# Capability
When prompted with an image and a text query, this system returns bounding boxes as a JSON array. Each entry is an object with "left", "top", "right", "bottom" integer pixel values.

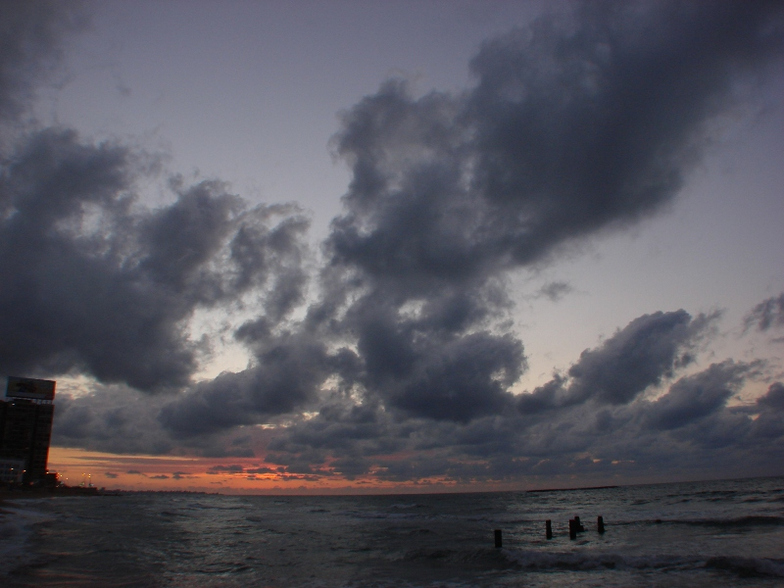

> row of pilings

[{"left": 494, "top": 515, "right": 605, "bottom": 547}]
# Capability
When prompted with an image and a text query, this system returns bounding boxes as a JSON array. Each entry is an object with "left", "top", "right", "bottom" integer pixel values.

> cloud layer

[{"left": 2, "top": 0, "right": 783, "bottom": 486}]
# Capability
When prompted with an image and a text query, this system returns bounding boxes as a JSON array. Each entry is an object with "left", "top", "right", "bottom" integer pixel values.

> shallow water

[{"left": 2, "top": 476, "right": 783, "bottom": 587}]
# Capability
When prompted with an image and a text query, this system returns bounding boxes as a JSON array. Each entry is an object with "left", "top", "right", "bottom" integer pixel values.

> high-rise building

[{"left": 0, "top": 377, "right": 56, "bottom": 485}]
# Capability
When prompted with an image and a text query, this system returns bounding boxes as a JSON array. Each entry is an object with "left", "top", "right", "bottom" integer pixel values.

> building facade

[{"left": 0, "top": 377, "right": 56, "bottom": 485}]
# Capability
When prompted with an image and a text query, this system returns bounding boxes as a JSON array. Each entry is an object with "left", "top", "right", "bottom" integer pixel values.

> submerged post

[
  {"left": 569, "top": 518, "right": 577, "bottom": 540},
  {"left": 597, "top": 516, "right": 605, "bottom": 534},
  {"left": 494, "top": 529, "right": 503, "bottom": 548},
  {"left": 545, "top": 519, "right": 552, "bottom": 540}
]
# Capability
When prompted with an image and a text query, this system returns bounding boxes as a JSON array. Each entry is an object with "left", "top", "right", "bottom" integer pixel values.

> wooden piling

[
  {"left": 597, "top": 515, "right": 605, "bottom": 534},
  {"left": 569, "top": 518, "right": 577, "bottom": 540},
  {"left": 574, "top": 516, "right": 584, "bottom": 532},
  {"left": 545, "top": 519, "right": 552, "bottom": 540},
  {"left": 494, "top": 529, "right": 502, "bottom": 548}
]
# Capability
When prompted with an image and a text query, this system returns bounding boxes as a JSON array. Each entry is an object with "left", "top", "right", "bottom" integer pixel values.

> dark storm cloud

[
  {"left": 749, "top": 383, "right": 784, "bottom": 445},
  {"left": 158, "top": 332, "right": 343, "bottom": 436},
  {"left": 263, "top": 316, "right": 778, "bottom": 484},
  {"left": 53, "top": 385, "right": 174, "bottom": 455},
  {"left": 744, "top": 293, "right": 784, "bottom": 332},
  {"left": 5, "top": 0, "right": 784, "bottom": 484},
  {"left": 0, "top": 128, "right": 310, "bottom": 391},
  {"left": 0, "top": 0, "right": 311, "bottom": 394},
  {"left": 312, "top": 0, "right": 783, "bottom": 426},
  {"left": 518, "top": 310, "right": 713, "bottom": 412},
  {"left": 645, "top": 360, "right": 753, "bottom": 430},
  {"left": 757, "top": 382, "right": 784, "bottom": 412},
  {"left": 52, "top": 382, "right": 274, "bottom": 457},
  {"left": 0, "top": 0, "right": 85, "bottom": 123},
  {"left": 84, "top": 1, "right": 784, "bottom": 470},
  {"left": 465, "top": 0, "right": 783, "bottom": 265},
  {"left": 329, "top": 0, "right": 783, "bottom": 281}
]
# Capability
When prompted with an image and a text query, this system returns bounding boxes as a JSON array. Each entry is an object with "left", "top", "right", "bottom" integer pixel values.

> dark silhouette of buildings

[{"left": 0, "top": 377, "right": 56, "bottom": 485}]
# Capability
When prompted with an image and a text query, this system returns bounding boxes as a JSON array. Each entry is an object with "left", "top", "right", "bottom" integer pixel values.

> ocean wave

[
  {"left": 388, "top": 503, "right": 427, "bottom": 511},
  {"left": 399, "top": 546, "right": 515, "bottom": 570},
  {"left": 657, "top": 515, "right": 784, "bottom": 528},
  {"left": 505, "top": 548, "right": 697, "bottom": 572},
  {"left": 479, "top": 547, "right": 784, "bottom": 579},
  {"left": 0, "top": 504, "right": 55, "bottom": 576},
  {"left": 705, "top": 556, "right": 784, "bottom": 578},
  {"left": 184, "top": 501, "right": 246, "bottom": 511},
  {"left": 349, "top": 510, "right": 425, "bottom": 520}
]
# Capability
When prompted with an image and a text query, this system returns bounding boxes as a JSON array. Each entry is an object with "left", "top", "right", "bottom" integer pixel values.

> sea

[{"left": 0, "top": 476, "right": 782, "bottom": 587}]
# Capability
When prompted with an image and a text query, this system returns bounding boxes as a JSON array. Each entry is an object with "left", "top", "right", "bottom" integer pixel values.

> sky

[{"left": 1, "top": 0, "right": 783, "bottom": 494}]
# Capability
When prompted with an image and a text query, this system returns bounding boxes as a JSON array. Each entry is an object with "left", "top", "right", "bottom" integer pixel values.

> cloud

[
  {"left": 329, "top": 1, "right": 783, "bottom": 281},
  {"left": 3, "top": 0, "right": 784, "bottom": 485},
  {"left": 52, "top": 385, "right": 173, "bottom": 455},
  {"left": 757, "top": 382, "right": 784, "bottom": 412},
  {"left": 263, "top": 314, "right": 780, "bottom": 484},
  {"left": 744, "top": 293, "right": 784, "bottom": 332},
  {"left": 157, "top": 331, "right": 347, "bottom": 436},
  {"left": 104, "top": 471, "right": 119, "bottom": 479},
  {"left": 306, "top": 0, "right": 784, "bottom": 430},
  {"left": 645, "top": 360, "right": 754, "bottom": 430},
  {"left": 0, "top": 0, "right": 86, "bottom": 124},
  {"left": 750, "top": 383, "right": 784, "bottom": 443},
  {"left": 207, "top": 464, "right": 245, "bottom": 475},
  {"left": 536, "top": 281, "right": 573, "bottom": 302},
  {"left": 0, "top": 128, "right": 310, "bottom": 392},
  {"left": 518, "top": 310, "right": 714, "bottom": 412}
]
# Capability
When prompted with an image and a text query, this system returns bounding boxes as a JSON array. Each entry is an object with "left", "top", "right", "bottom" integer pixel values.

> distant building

[{"left": 0, "top": 377, "right": 56, "bottom": 485}]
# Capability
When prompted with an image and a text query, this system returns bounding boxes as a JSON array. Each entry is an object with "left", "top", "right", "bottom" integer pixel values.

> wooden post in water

[
  {"left": 597, "top": 516, "right": 605, "bottom": 534},
  {"left": 494, "top": 529, "right": 502, "bottom": 548},
  {"left": 574, "top": 516, "right": 584, "bottom": 532},
  {"left": 569, "top": 518, "right": 577, "bottom": 540},
  {"left": 545, "top": 519, "right": 552, "bottom": 540}
]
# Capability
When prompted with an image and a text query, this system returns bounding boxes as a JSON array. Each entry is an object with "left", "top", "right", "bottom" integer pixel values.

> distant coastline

[{"left": 527, "top": 485, "right": 619, "bottom": 494}]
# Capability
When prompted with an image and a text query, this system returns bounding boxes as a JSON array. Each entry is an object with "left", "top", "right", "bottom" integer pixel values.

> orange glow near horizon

[
  {"left": 48, "top": 447, "right": 648, "bottom": 495},
  {"left": 47, "top": 446, "right": 500, "bottom": 495}
]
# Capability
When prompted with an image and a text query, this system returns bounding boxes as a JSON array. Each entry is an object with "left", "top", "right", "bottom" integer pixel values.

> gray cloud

[
  {"left": 329, "top": 0, "right": 782, "bottom": 281},
  {"left": 744, "top": 293, "right": 784, "bottom": 332},
  {"left": 0, "top": 128, "right": 310, "bottom": 392},
  {"left": 536, "top": 281, "right": 573, "bottom": 302},
  {"left": 0, "top": 0, "right": 85, "bottom": 124},
  {"left": 309, "top": 0, "right": 782, "bottom": 428},
  {"left": 52, "top": 385, "right": 173, "bottom": 455},
  {"left": 263, "top": 317, "right": 778, "bottom": 484},
  {"left": 645, "top": 360, "right": 753, "bottom": 430},
  {"left": 518, "top": 310, "right": 714, "bottom": 412},
  {"left": 757, "top": 382, "right": 784, "bottom": 412},
  {"left": 158, "top": 332, "right": 343, "bottom": 436},
  {"left": 3, "top": 1, "right": 784, "bottom": 484}
]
